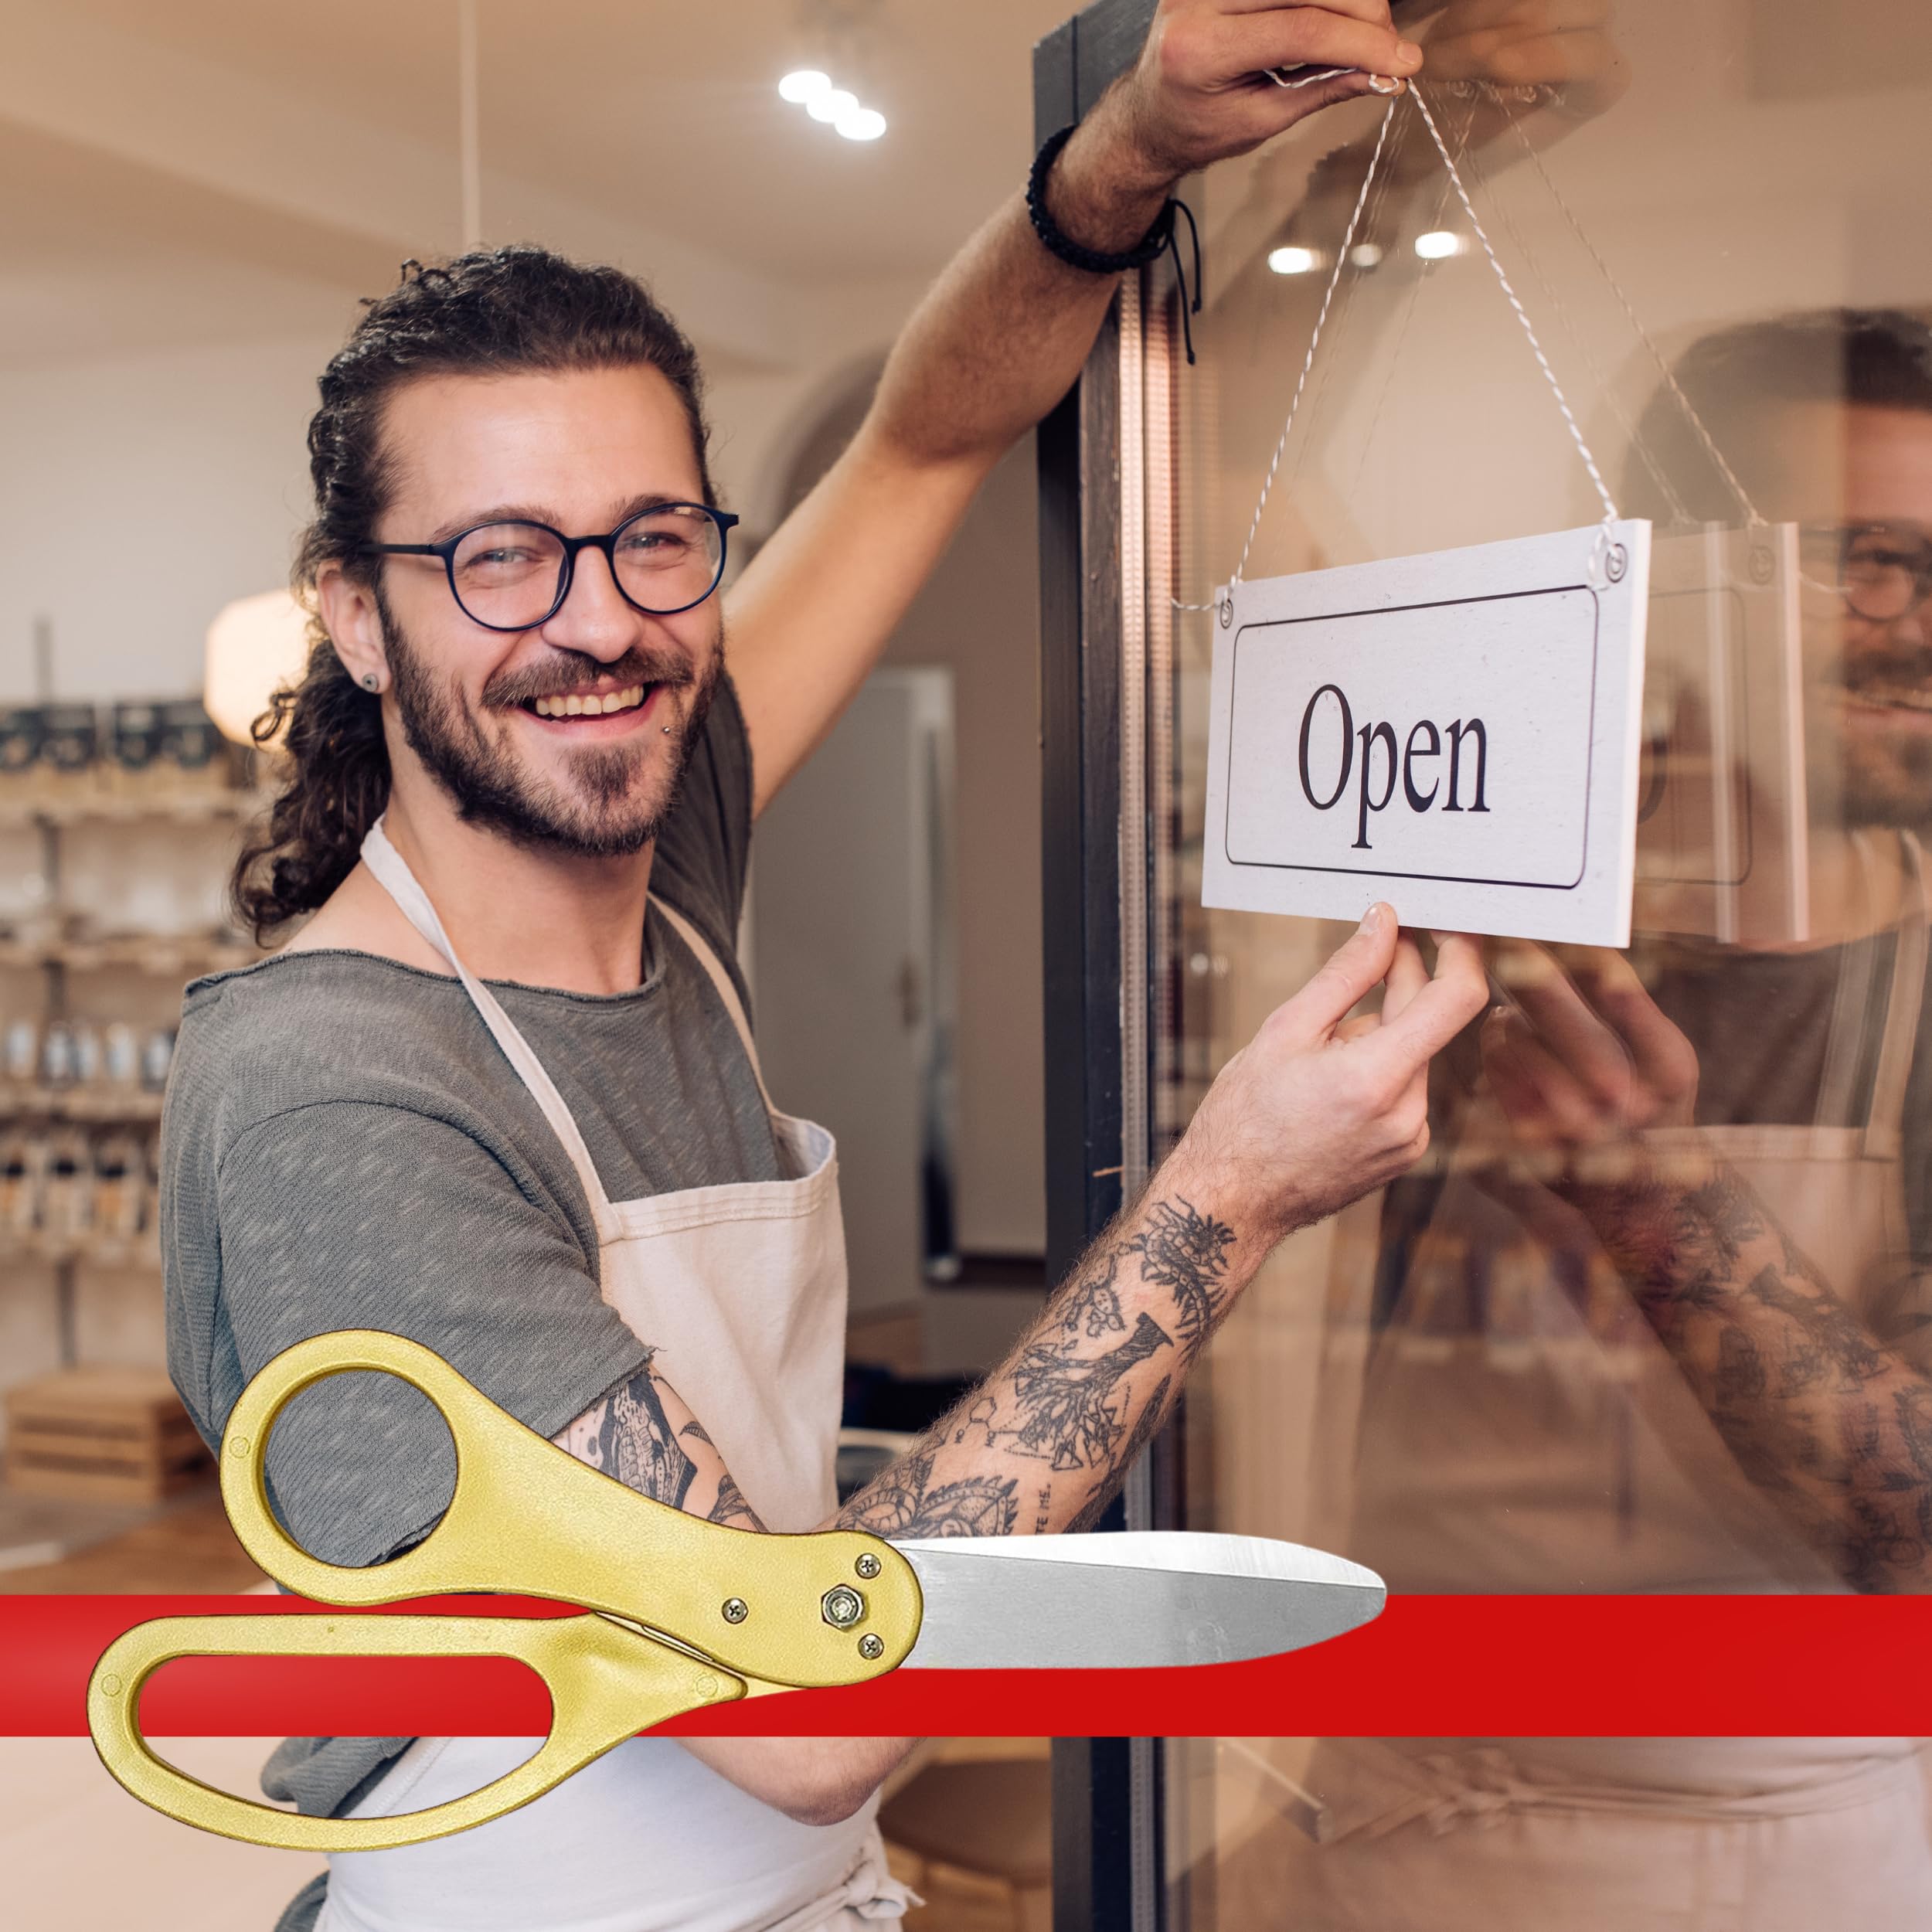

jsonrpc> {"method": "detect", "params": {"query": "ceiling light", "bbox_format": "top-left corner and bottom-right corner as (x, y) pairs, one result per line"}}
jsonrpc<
(779, 70), (832, 104)
(835, 105), (887, 141)
(808, 87), (858, 124)
(1267, 246), (1321, 276)
(1414, 230), (1464, 260)
(1349, 242), (1384, 269)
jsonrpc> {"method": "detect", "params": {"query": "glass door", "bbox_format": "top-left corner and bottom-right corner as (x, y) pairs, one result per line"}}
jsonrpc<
(1040, 2), (1932, 1927)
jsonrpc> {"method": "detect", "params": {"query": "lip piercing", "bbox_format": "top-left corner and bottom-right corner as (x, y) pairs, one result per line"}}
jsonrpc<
(662, 724), (672, 734)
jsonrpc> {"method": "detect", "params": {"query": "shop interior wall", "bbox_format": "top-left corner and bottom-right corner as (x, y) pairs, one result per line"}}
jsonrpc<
(761, 372), (1048, 1277)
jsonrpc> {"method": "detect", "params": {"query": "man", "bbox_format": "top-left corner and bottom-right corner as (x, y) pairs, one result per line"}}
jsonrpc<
(1270, 310), (1932, 1927)
(160, 8), (1484, 1930)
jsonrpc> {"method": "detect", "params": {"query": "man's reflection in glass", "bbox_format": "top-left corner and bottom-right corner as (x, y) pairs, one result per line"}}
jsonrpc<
(1262, 311), (1932, 1928)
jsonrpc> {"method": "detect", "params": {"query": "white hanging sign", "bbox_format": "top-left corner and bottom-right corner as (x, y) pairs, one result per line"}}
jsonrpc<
(1202, 519), (1652, 946)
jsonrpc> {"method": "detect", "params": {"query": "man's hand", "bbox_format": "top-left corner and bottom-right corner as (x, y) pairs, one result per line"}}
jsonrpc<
(1171, 906), (1488, 1247)
(1479, 943), (1698, 1155)
(1070, 2), (1423, 223)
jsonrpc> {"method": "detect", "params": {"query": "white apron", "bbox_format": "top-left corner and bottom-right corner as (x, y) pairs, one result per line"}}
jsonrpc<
(315, 820), (913, 1932)
(1285, 832), (1932, 1924)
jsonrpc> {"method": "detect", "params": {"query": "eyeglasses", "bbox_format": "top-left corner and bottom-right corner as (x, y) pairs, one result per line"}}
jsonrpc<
(1798, 522), (1932, 624)
(366, 503), (740, 632)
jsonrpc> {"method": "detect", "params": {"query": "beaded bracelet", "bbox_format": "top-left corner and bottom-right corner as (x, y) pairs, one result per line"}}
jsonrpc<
(1026, 124), (1202, 363)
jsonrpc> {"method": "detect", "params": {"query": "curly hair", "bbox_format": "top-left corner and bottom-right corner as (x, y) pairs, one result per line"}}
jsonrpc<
(233, 245), (715, 940)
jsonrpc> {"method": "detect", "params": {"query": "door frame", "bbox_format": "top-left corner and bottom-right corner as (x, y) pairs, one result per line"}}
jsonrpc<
(1032, 9), (1175, 1932)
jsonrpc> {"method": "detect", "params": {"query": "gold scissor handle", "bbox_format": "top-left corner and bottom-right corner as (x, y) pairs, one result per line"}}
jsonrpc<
(222, 1329), (920, 1687)
(89, 1611), (744, 1851)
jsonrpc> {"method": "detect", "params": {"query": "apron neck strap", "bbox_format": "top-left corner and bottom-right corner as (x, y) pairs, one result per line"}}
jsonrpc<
(650, 896), (774, 1116)
(360, 816), (622, 1230)
(1866, 829), (1930, 1160)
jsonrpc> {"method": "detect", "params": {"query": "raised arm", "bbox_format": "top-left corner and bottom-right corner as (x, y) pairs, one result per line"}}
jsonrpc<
(554, 910), (1487, 1815)
(726, 2), (1425, 814)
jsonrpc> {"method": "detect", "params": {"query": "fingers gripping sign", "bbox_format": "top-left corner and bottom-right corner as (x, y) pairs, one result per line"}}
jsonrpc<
(1118, 2), (1426, 182)
(1172, 906), (1488, 1250)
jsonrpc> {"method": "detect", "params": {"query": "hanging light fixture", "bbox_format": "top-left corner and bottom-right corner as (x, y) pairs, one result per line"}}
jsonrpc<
(778, 0), (889, 141)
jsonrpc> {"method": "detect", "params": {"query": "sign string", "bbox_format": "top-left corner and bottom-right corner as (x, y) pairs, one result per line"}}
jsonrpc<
(1172, 95), (1400, 613)
(1492, 94), (1764, 531)
(1182, 84), (1655, 618)
(1406, 84), (1621, 531)
(1458, 116), (1692, 527)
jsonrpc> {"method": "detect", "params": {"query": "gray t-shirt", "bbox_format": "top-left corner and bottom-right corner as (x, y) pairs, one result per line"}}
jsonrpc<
(160, 675), (768, 1862)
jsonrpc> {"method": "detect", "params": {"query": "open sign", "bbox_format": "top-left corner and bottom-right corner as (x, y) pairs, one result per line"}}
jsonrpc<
(1202, 522), (1651, 946)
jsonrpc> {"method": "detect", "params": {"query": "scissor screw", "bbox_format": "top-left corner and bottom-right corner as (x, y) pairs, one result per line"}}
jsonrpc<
(858, 1634), (885, 1661)
(821, 1584), (866, 1629)
(855, 1553), (882, 1580)
(721, 1598), (748, 1624)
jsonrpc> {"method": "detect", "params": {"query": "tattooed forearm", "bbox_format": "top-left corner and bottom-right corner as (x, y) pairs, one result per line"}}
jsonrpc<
(1127, 1199), (1237, 1355)
(1006, 1313), (1172, 1469)
(847, 1447), (1020, 1537)
(553, 1365), (697, 1509)
(706, 1469), (764, 1530)
(837, 1189), (1245, 1539)
(1568, 1159), (1932, 1591)
(1067, 1376), (1172, 1532)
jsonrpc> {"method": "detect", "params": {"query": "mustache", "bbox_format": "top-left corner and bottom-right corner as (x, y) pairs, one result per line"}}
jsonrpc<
(1836, 639), (1932, 696)
(481, 645), (697, 710)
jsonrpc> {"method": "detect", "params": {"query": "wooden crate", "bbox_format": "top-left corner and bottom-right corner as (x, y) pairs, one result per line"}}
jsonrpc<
(4, 1367), (211, 1504)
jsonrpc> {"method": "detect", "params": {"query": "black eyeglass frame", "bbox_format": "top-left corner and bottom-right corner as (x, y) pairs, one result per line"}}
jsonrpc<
(365, 503), (741, 631)
(1798, 521), (1932, 625)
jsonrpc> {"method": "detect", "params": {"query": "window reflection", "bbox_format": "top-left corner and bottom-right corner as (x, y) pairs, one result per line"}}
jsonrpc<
(1151, 0), (1932, 1921)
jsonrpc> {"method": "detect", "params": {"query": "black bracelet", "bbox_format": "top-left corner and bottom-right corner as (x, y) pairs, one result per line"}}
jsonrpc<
(1026, 124), (1202, 364)
(1026, 124), (1175, 274)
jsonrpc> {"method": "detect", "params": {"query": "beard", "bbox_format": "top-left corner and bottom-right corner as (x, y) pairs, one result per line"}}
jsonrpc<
(1819, 632), (1932, 829)
(379, 587), (721, 858)
(1838, 733), (1932, 828)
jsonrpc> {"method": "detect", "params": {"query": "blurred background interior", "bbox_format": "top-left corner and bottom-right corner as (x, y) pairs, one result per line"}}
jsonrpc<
(0, 3), (1066, 1926)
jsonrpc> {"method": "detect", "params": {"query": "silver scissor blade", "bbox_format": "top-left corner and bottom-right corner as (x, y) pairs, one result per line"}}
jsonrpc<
(892, 1532), (1384, 1671)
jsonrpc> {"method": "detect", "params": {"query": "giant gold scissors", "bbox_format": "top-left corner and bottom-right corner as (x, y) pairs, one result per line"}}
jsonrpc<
(89, 1329), (1383, 1851)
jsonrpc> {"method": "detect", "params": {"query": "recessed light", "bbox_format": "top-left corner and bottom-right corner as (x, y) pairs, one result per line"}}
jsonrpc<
(1415, 230), (1464, 260)
(779, 70), (832, 104)
(1267, 246), (1321, 276)
(835, 106), (888, 142)
(808, 87), (858, 124)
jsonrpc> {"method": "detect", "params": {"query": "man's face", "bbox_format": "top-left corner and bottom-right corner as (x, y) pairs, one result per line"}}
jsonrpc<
(1778, 402), (1932, 828)
(369, 363), (723, 856)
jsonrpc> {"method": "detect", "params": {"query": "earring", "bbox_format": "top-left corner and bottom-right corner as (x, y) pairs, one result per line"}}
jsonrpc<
(361, 673), (380, 692)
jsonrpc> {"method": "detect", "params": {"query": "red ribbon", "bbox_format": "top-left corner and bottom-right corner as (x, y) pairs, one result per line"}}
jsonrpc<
(7, 1594), (1927, 1736)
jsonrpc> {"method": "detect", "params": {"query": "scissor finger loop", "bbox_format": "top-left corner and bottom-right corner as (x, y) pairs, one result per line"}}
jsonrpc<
(89, 1611), (746, 1852)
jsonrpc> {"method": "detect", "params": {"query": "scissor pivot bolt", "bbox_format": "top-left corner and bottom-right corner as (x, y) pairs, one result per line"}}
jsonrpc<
(858, 1634), (885, 1661)
(821, 1585), (866, 1629)
(855, 1553), (882, 1580)
(721, 1598), (748, 1624)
